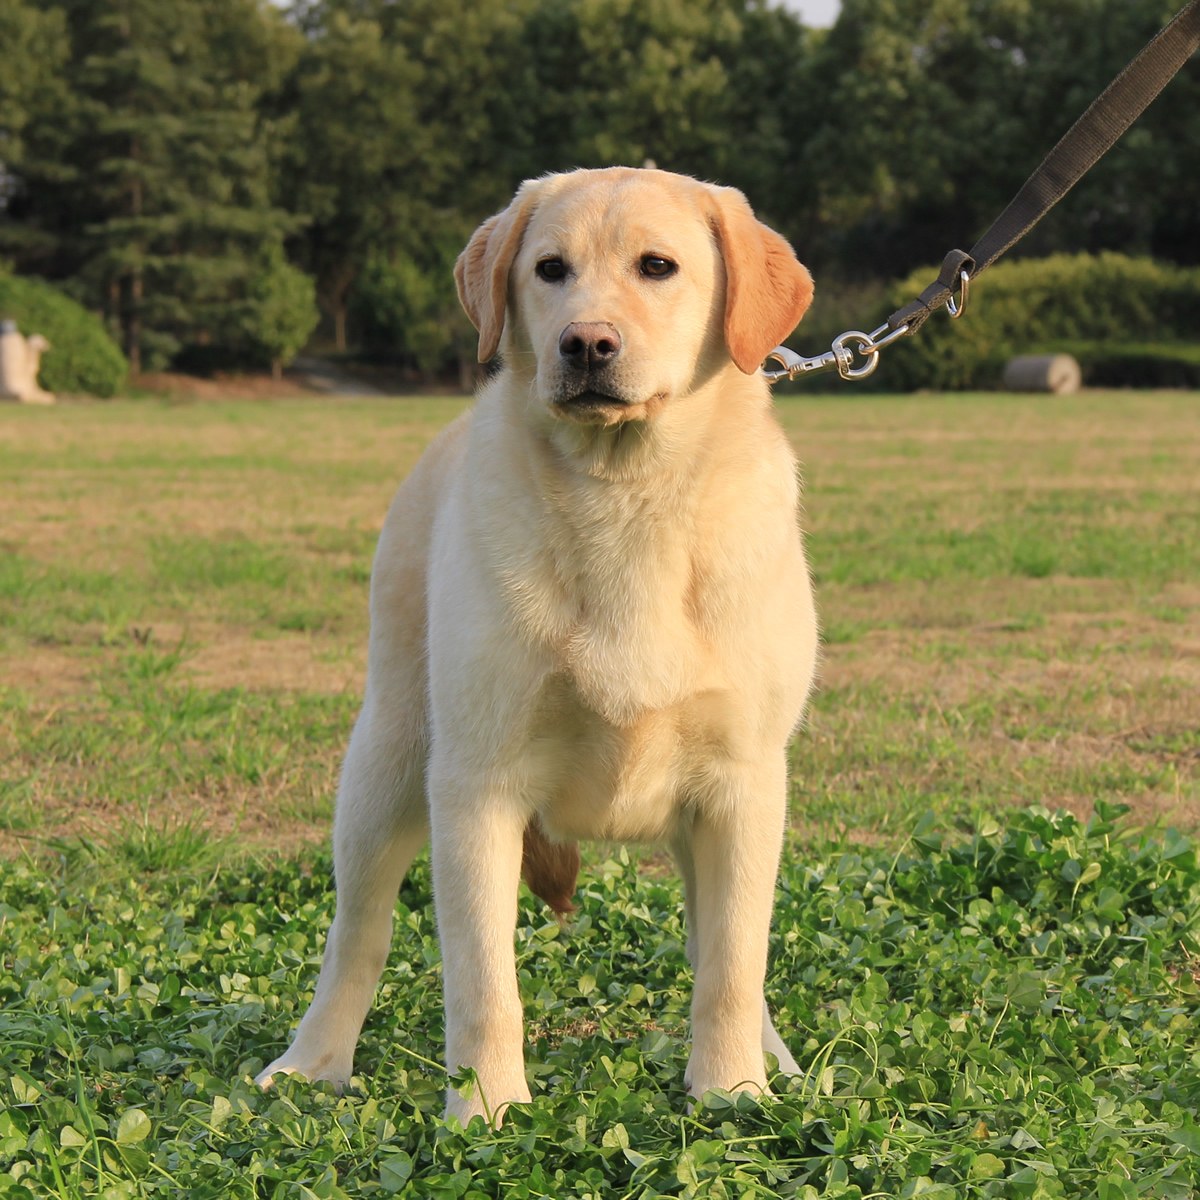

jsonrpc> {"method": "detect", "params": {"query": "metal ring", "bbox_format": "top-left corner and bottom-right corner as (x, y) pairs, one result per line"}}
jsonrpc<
(831, 331), (881, 380)
(946, 270), (970, 320)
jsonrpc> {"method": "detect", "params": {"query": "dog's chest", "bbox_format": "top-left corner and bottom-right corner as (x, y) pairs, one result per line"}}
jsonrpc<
(495, 491), (721, 726)
(524, 672), (744, 843)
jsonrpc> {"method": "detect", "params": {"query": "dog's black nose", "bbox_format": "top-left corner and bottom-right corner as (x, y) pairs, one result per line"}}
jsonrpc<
(558, 322), (622, 368)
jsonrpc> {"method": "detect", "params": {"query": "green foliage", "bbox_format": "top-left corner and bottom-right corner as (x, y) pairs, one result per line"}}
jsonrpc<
(1052, 341), (1200, 390)
(229, 248), (319, 378)
(874, 254), (1200, 391)
(4, 0), (304, 373)
(0, 806), (1196, 1196)
(353, 244), (470, 376)
(0, 272), (127, 397)
(278, 2), (434, 351)
(4, 0), (1199, 378)
(0, 0), (69, 167)
(519, 0), (739, 172)
(804, 0), (1197, 278)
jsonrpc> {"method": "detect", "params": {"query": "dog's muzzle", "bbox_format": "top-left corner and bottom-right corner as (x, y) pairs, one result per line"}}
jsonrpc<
(551, 322), (633, 416)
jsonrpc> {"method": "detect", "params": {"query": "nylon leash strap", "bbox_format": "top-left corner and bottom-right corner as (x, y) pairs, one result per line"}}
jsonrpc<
(765, 0), (1200, 384)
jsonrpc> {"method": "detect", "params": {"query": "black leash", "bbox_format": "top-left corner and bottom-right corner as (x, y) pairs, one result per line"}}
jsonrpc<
(765, 0), (1200, 384)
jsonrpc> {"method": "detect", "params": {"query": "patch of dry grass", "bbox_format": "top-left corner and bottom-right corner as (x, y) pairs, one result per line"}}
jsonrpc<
(1, 389), (1196, 860)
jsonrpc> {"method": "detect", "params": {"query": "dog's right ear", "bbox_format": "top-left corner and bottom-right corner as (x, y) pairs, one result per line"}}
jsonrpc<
(455, 181), (543, 363)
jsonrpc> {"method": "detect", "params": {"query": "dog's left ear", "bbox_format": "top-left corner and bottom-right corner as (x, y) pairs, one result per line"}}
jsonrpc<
(708, 186), (814, 375)
(455, 180), (544, 363)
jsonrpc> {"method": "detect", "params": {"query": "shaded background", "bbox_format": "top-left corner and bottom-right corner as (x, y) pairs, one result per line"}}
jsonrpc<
(0, 0), (1195, 387)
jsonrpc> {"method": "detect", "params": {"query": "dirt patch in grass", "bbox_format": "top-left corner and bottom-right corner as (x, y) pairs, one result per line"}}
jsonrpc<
(1, 647), (91, 699)
(185, 630), (365, 695)
(3, 621), (365, 696)
(3, 776), (334, 863)
(135, 371), (312, 401)
(1, 696), (344, 860)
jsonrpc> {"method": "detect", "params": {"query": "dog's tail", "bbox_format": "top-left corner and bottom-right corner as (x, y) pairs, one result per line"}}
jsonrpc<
(521, 816), (579, 917)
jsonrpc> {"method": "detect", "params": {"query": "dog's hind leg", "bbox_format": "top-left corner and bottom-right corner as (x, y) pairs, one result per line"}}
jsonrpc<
(760, 999), (800, 1075)
(256, 695), (428, 1090)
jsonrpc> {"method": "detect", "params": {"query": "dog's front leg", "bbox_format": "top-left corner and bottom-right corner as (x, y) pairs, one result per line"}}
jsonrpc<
(430, 763), (531, 1126)
(685, 758), (788, 1102)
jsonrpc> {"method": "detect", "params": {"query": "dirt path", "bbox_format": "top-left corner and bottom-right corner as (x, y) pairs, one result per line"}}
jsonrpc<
(288, 356), (387, 396)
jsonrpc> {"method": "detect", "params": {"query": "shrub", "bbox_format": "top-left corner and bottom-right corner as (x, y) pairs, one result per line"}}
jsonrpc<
(352, 244), (472, 377)
(176, 250), (318, 380)
(1069, 341), (1200, 389)
(871, 253), (1200, 391)
(0, 272), (128, 397)
(234, 248), (320, 379)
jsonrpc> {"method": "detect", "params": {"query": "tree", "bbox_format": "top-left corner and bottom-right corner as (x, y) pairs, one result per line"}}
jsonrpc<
(799, 0), (1199, 278)
(0, 1), (69, 172)
(0, 1), (71, 266)
(5, 0), (304, 373)
(352, 237), (472, 382)
(274, 4), (425, 352)
(233, 245), (319, 379)
(1013, 1), (1199, 265)
(277, 0), (535, 352)
(278, 0), (824, 376)
(519, 0), (740, 176)
(705, 3), (818, 251)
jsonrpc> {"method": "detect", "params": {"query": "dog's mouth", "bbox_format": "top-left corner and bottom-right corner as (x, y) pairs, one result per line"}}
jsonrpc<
(550, 384), (669, 427)
(551, 388), (637, 425)
(555, 389), (630, 411)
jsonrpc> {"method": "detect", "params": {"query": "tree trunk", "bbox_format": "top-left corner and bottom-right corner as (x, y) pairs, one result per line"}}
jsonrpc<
(127, 268), (142, 376)
(333, 302), (347, 353)
(321, 265), (356, 353)
(126, 141), (143, 376)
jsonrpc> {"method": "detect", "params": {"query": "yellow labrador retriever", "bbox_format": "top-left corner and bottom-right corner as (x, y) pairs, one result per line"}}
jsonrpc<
(258, 167), (818, 1124)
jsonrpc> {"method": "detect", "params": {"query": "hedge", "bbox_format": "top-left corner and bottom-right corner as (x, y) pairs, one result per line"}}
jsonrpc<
(1050, 341), (1200, 390)
(0, 273), (128, 397)
(870, 253), (1200, 392)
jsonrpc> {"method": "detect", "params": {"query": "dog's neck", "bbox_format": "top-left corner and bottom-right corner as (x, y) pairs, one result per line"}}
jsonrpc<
(467, 363), (786, 722)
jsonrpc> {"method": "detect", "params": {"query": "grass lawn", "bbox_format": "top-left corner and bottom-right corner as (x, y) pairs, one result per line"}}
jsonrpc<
(1, 390), (1198, 1197)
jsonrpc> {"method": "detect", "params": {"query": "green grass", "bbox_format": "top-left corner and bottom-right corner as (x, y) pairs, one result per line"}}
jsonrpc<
(1, 805), (1196, 1197)
(1, 390), (1198, 1195)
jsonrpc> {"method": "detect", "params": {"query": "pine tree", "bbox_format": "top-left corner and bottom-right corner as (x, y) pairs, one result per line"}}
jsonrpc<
(7, 0), (304, 373)
(277, 3), (425, 353)
(0, 1), (70, 176)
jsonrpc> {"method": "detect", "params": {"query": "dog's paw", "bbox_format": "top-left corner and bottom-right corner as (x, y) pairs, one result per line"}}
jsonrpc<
(444, 1076), (531, 1129)
(255, 1048), (352, 1092)
(685, 1052), (770, 1106)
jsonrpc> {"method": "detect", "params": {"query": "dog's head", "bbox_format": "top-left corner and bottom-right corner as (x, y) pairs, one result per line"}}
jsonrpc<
(455, 168), (813, 426)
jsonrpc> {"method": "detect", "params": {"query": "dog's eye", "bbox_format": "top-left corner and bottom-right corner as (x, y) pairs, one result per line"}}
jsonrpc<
(536, 258), (567, 282)
(640, 255), (677, 279)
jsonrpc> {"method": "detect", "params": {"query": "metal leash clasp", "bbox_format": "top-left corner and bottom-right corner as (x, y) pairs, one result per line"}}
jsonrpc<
(762, 267), (970, 384)
(762, 345), (837, 382)
(763, 320), (910, 384)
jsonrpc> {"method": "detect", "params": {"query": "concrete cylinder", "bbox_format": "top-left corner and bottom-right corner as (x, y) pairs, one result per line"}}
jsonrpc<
(0, 322), (24, 401)
(1002, 354), (1082, 394)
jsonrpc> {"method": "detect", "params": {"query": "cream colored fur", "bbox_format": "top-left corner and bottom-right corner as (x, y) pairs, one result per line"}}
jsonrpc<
(256, 167), (819, 1125)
